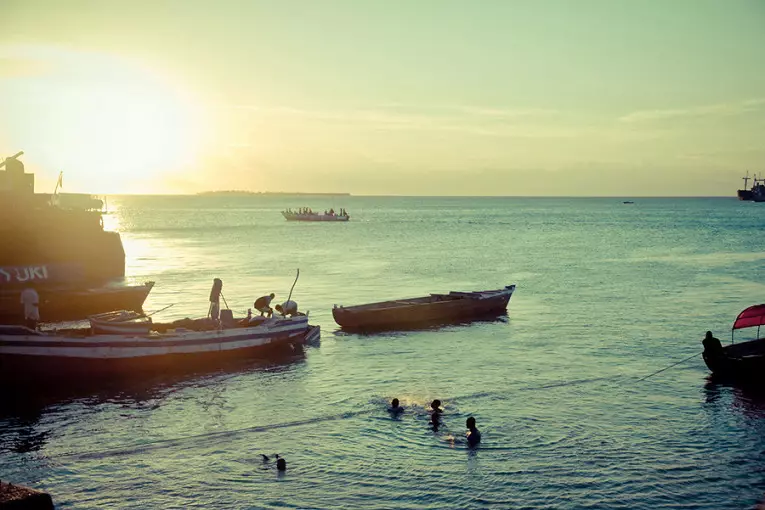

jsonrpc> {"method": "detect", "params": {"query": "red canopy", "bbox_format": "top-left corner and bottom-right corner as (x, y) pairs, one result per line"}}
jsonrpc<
(732, 304), (765, 330)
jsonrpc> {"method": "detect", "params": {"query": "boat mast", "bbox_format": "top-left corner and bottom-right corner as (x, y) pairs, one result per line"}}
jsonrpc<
(743, 171), (750, 189)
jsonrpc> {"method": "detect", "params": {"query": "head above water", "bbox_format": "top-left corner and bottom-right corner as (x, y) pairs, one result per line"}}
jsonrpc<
(431, 399), (441, 411)
(466, 417), (476, 429)
(391, 398), (399, 408)
(276, 458), (286, 471)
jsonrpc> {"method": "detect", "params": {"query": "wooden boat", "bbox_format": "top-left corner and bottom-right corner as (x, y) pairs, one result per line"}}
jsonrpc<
(702, 304), (765, 381)
(333, 285), (516, 331)
(282, 211), (349, 222)
(0, 281), (154, 324)
(88, 310), (152, 335)
(0, 313), (319, 379)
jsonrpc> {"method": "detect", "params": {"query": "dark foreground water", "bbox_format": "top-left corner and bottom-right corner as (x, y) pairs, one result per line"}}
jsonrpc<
(2, 196), (765, 509)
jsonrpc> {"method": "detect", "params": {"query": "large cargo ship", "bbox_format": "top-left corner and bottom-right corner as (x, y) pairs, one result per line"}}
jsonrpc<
(0, 152), (151, 322)
(737, 172), (765, 202)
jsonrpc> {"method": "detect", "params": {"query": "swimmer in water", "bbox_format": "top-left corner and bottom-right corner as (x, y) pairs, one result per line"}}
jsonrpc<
(388, 398), (404, 414)
(430, 411), (441, 432)
(466, 417), (481, 448)
(430, 399), (442, 414)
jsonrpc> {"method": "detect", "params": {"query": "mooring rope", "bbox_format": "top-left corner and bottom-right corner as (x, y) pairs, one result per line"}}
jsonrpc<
(50, 374), (628, 461)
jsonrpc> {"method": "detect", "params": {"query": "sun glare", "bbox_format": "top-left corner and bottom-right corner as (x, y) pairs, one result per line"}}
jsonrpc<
(1, 46), (207, 194)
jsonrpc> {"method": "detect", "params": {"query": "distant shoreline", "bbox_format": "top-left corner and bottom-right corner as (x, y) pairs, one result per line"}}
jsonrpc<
(197, 190), (352, 196)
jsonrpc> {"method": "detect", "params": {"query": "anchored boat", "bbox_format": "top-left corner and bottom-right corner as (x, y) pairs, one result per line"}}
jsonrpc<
(702, 304), (765, 381)
(333, 285), (516, 331)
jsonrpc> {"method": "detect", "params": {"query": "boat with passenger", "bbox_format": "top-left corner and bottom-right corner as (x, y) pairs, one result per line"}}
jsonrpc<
(333, 285), (516, 331)
(0, 279), (319, 379)
(702, 304), (765, 380)
(282, 207), (350, 222)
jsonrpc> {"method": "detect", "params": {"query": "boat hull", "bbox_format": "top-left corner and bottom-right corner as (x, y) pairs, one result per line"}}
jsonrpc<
(0, 282), (154, 324)
(333, 286), (514, 331)
(0, 318), (318, 380)
(702, 336), (765, 382)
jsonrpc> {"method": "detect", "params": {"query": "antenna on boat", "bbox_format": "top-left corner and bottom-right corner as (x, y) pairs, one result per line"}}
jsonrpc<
(286, 269), (299, 304)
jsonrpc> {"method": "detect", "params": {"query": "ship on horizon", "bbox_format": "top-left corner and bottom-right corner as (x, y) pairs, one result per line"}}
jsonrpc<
(737, 171), (765, 202)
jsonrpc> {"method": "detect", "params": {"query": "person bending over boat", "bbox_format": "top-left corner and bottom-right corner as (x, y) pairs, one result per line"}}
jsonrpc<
(274, 300), (298, 317)
(466, 417), (481, 448)
(254, 293), (275, 317)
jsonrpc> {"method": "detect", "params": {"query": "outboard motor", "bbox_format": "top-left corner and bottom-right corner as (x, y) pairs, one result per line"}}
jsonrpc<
(209, 278), (223, 321)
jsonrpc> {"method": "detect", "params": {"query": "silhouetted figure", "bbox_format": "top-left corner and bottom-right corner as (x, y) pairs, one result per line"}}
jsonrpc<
(702, 330), (724, 358)
(430, 399), (442, 414)
(430, 411), (440, 432)
(388, 398), (403, 414)
(466, 417), (481, 447)
(254, 293), (275, 317)
(276, 458), (286, 472)
(20, 288), (39, 330)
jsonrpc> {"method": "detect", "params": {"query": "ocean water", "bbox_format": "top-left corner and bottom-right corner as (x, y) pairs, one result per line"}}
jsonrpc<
(2, 196), (765, 509)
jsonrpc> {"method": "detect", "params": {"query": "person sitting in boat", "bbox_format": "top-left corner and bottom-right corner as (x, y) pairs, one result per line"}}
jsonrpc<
(466, 416), (481, 447)
(702, 331), (724, 358)
(254, 293), (275, 317)
(20, 287), (40, 330)
(329, 208), (335, 215)
(274, 299), (298, 317)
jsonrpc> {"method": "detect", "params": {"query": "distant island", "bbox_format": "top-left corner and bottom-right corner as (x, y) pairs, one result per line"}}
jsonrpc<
(197, 190), (351, 196)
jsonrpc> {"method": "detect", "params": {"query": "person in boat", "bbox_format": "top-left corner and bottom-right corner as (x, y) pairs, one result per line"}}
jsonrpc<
(274, 300), (298, 317)
(466, 417), (481, 447)
(329, 208), (334, 215)
(702, 331), (724, 358)
(254, 293), (275, 317)
(20, 287), (40, 330)
(388, 398), (404, 415)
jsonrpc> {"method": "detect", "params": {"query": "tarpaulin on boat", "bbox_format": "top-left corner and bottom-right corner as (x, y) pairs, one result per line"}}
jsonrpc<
(732, 304), (765, 330)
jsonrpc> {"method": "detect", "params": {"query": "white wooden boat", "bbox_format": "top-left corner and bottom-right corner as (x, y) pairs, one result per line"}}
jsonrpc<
(88, 310), (152, 335)
(0, 314), (318, 379)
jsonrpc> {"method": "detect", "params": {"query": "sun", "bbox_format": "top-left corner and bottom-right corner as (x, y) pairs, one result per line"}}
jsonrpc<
(0, 46), (208, 194)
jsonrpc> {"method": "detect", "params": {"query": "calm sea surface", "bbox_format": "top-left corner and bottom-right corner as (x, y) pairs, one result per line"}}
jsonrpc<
(2, 196), (765, 509)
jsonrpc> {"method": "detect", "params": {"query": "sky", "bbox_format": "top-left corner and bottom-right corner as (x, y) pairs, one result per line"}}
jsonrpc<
(1, 0), (764, 196)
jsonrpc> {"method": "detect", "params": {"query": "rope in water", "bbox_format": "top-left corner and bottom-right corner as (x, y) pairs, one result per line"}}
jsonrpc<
(52, 374), (628, 461)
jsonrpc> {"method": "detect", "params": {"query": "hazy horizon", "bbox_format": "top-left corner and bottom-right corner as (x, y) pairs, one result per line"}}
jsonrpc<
(1, 0), (764, 196)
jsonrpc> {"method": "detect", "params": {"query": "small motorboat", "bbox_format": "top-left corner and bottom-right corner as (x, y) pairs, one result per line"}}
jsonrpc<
(282, 210), (349, 222)
(332, 285), (515, 331)
(702, 304), (765, 381)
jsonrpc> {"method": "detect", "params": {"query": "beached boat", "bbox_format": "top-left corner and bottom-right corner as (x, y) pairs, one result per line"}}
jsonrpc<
(332, 285), (516, 331)
(282, 210), (349, 222)
(702, 304), (765, 380)
(0, 314), (320, 379)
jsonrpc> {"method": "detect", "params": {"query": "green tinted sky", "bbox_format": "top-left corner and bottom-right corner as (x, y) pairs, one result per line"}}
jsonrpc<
(1, 0), (764, 195)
